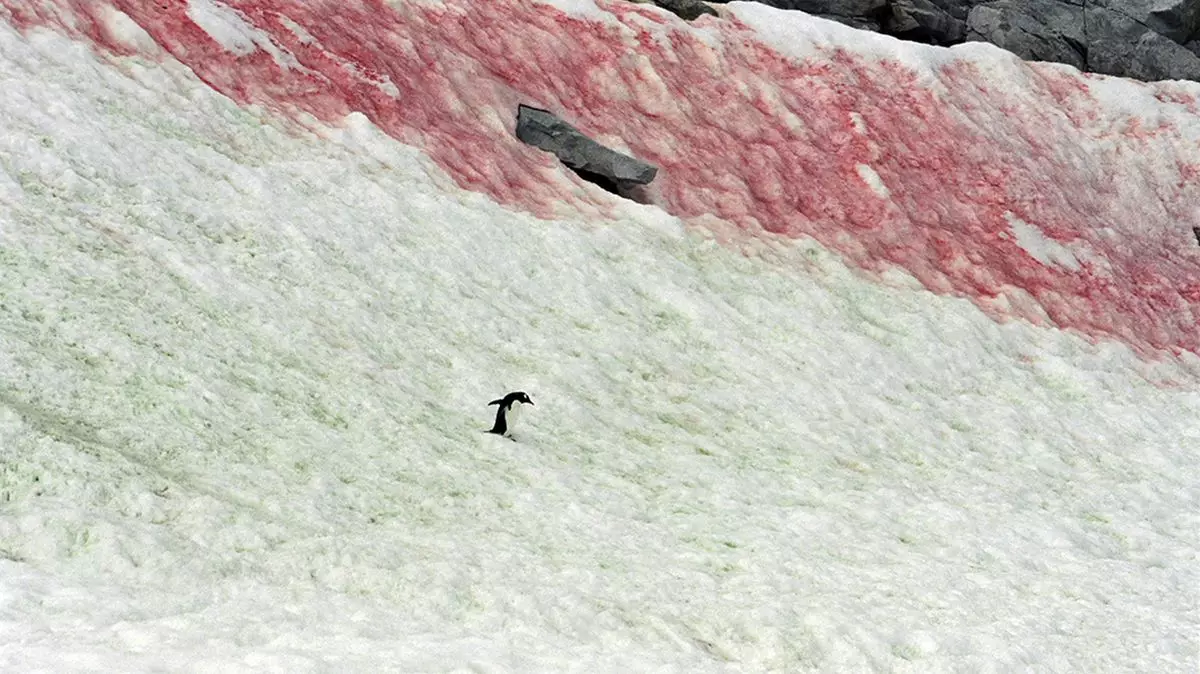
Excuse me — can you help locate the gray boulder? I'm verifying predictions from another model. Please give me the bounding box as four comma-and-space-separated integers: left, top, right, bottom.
515, 104, 658, 193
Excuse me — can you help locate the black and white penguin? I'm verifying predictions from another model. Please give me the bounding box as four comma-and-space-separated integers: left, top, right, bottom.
487, 391, 533, 438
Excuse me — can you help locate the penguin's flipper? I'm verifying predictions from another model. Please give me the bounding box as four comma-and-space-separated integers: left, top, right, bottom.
488, 399, 504, 406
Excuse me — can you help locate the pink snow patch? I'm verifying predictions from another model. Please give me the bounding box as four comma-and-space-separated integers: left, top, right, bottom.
5, 0, 1198, 358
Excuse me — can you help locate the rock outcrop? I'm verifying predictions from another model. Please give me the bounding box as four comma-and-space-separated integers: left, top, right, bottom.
1083, 1, 1200, 80
699, 0, 1200, 83
649, 0, 719, 21
887, 0, 967, 44
515, 104, 659, 195
965, 0, 1088, 71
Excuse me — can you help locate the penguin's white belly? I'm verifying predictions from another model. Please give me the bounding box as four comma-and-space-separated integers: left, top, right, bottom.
503, 402, 523, 433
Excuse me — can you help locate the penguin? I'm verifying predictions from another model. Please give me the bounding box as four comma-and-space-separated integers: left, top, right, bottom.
486, 391, 533, 438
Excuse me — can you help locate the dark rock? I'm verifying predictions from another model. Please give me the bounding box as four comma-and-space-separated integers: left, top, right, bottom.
817, 12, 883, 31
1193, 227, 1200, 245
886, 0, 968, 43
1086, 4, 1200, 80
650, 0, 718, 20
924, 0, 976, 21
1091, 0, 1200, 45
966, 1, 1087, 71
515, 104, 658, 193
1125, 30, 1200, 80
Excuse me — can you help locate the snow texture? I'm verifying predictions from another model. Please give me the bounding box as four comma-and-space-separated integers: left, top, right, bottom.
0, 1, 1198, 672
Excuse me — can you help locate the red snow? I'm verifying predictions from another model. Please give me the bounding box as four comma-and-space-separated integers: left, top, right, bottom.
5, 0, 1198, 358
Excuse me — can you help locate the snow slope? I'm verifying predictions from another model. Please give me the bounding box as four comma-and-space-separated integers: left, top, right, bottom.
0, 1, 1197, 672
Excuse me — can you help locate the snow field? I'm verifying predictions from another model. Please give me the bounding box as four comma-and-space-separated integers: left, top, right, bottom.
0, 15, 1197, 674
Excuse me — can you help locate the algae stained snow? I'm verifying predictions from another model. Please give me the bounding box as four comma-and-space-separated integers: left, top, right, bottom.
0, 15, 1198, 674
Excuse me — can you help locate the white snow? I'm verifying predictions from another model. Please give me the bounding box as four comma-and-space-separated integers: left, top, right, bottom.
536, 0, 617, 22
856, 163, 891, 198
186, 0, 304, 70
849, 111, 868, 134
97, 6, 160, 54
1003, 212, 1083, 272
0, 13, 1197, 674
